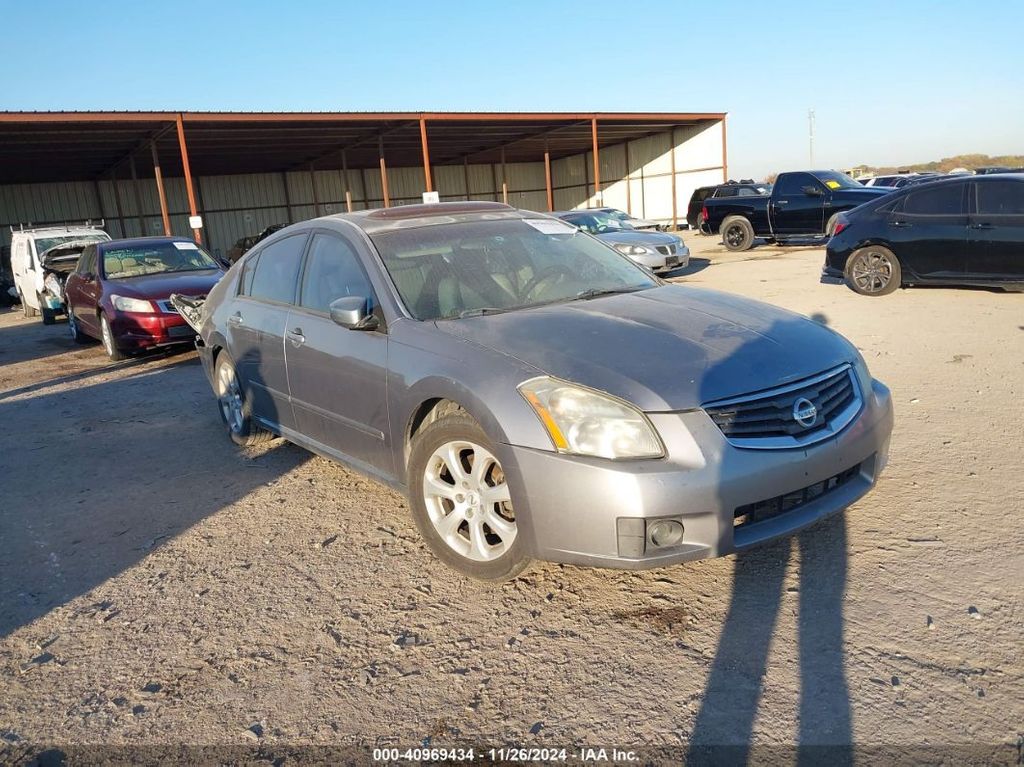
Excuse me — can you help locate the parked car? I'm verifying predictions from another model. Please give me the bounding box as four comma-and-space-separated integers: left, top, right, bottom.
64, 236, 227, 360
10, 224, 110, 324
686, 181, 772, 231
173, 202, 893, 581
824, 174, 1024, 295
554, 210, 689, 273
702, 170, 893, 251
860, 173, 938, 189
590, 207, 665, 231
227, 223, 288, 263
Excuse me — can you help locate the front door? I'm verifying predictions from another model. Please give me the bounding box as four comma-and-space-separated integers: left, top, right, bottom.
967, 178, 1024, 280
229, 232, 308, 432
770, 172, 827, 235
66, 244, 101, 335
285, 231, 391, 476
888, 182, 968, 279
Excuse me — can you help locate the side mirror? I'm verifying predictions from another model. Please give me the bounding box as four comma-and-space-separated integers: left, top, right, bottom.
802, 185, 824, 196
329, 295, 378, 330
82, 272, 95, 282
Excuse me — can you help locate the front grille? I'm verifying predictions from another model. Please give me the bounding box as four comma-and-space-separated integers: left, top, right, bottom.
655, 243, 677, 256
734, 463, 861, 528
703, 364, 861, 449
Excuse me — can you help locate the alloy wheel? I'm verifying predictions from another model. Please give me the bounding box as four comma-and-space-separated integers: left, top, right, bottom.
216, 362, 245, 434
422, 440, 516, 562
851, 250, 893, 293
101, 316, 114, 356
67, 308, 77, 339
725, 224, 744, 248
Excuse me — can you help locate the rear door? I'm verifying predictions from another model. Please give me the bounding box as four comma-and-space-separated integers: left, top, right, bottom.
967, 178, 1024, 279
229, 232, 308, 431
887, 182, 968, 279
769, 173, 826, 234
285, 230, 391, 474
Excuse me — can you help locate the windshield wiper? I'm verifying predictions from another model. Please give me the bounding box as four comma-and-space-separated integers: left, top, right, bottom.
574, 286, 647, 301
455, 307, 510, 319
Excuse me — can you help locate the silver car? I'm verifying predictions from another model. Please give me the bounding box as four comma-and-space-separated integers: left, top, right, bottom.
554, 210, 688, 273
174, 202, 893, 581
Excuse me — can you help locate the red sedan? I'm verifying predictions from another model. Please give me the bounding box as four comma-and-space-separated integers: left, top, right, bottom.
64, 236, 226, 360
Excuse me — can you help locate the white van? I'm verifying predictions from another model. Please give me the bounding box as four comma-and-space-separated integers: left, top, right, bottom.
10, 224, 111, 324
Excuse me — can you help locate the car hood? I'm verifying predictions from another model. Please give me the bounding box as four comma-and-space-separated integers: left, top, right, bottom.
438, 284, 856, 411
595, 230, 680, 247
105, 269, 224, 299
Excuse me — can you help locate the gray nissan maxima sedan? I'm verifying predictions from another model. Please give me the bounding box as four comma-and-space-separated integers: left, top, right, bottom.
173, 202, 893, 581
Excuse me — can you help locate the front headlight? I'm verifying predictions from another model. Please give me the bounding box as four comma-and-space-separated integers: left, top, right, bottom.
518, 377, 664, 460
111, 295, 156, 313
613, 243, 653, 256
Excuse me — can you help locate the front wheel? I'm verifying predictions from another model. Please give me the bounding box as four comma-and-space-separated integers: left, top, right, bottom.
214, 352, 275, 447
721, 216, 755, 252
407, 412, 530, 581
845, 246, 901, 296
67, 306, 90, 344
100, 313, 127, 361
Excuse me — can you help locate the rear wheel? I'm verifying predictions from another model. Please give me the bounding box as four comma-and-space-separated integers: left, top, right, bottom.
100, 313, 127, 361
408, 412, 530, 581
721, 216, 755, 252
19, 289, 38, 318
845, 246, 901, 296
214, 352, 274, 447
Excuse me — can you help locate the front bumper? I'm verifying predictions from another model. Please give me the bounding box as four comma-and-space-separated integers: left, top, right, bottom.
499, 379, 893, 569
630, 247, 690, 274
110, 311, 197, 350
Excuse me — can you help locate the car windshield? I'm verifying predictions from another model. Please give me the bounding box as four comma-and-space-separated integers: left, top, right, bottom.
814, 171, 863, 190
102, 241, 220, 279
34, 233, 108, 254
370, 217, 658, 321
561, 212, 635, 235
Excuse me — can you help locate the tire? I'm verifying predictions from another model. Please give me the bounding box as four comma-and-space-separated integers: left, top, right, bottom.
99, 312, 127, 361
825, 213, 840, 237
67, 306, 90, 344
721, 216, 755, 252
213, 352, 275, 447
407, 412, 530, 581
38, 294, 56, 326
19, 289, 38, 318
844, 246, 902, 296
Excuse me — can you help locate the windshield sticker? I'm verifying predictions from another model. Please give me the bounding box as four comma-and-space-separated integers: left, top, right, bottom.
825, 180, 841, 190
173, 241, 199, 250
524, 219, 577, 235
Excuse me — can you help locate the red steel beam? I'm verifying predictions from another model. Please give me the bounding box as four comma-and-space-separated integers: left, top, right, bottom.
669, 128, 678, 231
591, 118, 600, 203
544, 144, 553, 212
175, 114, 202, 243
721, 116, 729, 181
419, 118, 433, 193
149, 141, 172, 236
379, 136, 390, 208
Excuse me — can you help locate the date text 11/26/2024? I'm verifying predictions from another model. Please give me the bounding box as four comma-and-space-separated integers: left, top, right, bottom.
372, 747, 639, 762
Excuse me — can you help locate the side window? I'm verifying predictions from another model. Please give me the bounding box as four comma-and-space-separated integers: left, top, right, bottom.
248, 234, 307, 304
737, 187, 759, 197
903, 184, 964, 215
77, 245, 96, 275
299, 233, 374, 313
716, 186, 737, 197
238, 251, 261, 295
774, 173, 817, 196
976, 181, 1024, 215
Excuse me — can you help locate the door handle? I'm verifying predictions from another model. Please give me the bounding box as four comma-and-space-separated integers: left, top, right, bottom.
889, 220, 912, 228
775, 200, 789, 206
287, 327, 305, 347
970, 222, 995, 230
227, 312, 244, 327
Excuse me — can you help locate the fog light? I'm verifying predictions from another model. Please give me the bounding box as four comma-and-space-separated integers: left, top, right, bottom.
648, 519, 684, 548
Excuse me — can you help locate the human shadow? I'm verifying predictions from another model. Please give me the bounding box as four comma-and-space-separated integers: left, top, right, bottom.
0, 350, 307, 637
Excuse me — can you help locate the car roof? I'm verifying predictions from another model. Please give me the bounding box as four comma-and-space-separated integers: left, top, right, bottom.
320, 201, 550, 235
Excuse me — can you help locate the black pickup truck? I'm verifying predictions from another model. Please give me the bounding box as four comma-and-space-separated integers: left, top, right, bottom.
702, 170, 892, 251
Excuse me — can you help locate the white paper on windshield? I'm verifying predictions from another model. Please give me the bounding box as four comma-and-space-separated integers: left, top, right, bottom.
524, 219, 577, 235
173, 241, 199, 250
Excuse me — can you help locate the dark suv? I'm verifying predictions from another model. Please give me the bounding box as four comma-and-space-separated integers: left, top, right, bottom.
687, 181, 772, 231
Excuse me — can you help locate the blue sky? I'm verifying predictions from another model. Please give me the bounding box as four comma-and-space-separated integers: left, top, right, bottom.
2, 0, 1021, 179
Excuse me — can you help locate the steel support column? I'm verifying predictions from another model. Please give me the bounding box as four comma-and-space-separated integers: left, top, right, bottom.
281, 172, 294, 222
150, 141, 171, 236
463, 157, 472, 202
669, 128, 678, 231
109, 170, 128, 238
379, 136, 390, 208
624, 140, 633, 215
419, 118, 433, 193
721, 117, 729, 181
310, 162, 320, 217
500, 147, 508, 205
128, 156, 145, 234
543, 140, 554, 212
591, 117, 600, 204
175, 115, 201, 243
341, 150, 353, 212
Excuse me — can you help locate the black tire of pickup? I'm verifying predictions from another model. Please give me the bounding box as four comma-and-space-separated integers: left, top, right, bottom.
721, 216, 755, 252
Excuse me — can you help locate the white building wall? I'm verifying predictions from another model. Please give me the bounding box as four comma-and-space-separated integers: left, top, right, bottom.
1, 119, 725, 259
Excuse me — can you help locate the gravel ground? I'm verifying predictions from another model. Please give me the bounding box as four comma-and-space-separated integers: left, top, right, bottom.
0, 234, 1021, 762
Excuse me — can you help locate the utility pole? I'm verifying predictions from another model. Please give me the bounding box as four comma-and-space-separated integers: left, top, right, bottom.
808, 108, 816, 166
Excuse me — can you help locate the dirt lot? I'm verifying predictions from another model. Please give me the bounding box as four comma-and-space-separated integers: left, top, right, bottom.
1, 234, 1021, 762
